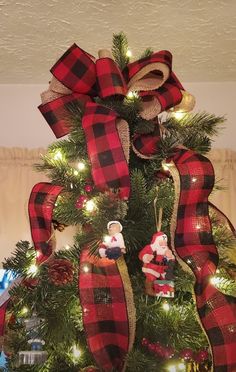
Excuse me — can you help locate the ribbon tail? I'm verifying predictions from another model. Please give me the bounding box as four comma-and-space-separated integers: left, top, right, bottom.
82, 102, 130, 199
168, 149, 236, 372
28, 182, 63, 264
79, 249, 135, 371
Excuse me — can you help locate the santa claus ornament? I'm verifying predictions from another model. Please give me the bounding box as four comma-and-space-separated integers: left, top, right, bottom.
139, 231, 175, 297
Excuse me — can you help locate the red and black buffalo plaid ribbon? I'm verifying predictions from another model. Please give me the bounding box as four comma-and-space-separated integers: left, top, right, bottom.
79, 248, 130, 371
82, 102, 130, 199
28, 182, 63, 264
39, 43, 187, 199
169, 149, 236, 372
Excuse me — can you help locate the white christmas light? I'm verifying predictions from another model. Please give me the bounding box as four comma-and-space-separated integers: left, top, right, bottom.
167, 366, 177, 372
20, 306, 29, 316
192, 177, 197, 183
126, 91, 139, 99
210, 276, 221, 285
77, 162, 85, 171
173, 111, 185, 120
82, 265, 90, 273
53, 150, 63, 160
72, 344, 81, 359
103, 235, 110, 243
177, 362, 186, 370
27, 264, 38, 275
126, 49, 132, 58
65, 245, 70, 250
162, 302, 170, 311
73, 169, 79, 176
85, 199, 96, 212
196, 224, 201, 230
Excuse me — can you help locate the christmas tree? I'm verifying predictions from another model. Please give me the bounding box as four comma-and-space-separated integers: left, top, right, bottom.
1, 33, 236, 372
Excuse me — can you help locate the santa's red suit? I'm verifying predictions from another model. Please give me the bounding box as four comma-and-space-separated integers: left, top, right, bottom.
139, 243, 168, 281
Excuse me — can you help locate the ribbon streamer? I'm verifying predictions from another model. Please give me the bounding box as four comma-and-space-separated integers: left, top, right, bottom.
28, 182, 63, 264
79, 249, 135, 372
168, 149, 236, 372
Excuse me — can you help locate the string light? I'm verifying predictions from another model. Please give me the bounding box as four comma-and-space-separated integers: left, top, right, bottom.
27, 264, 38, 276
77, 162, 85, 171
82, 264, 90, 273
167, 366, 177, 372
65, 245, 70, 250
210, 276, 221, 285
192, 177, 197, 183
126, 91, 139, 99
162, 302, 170, 311
73, 170, 79, 176
172, 111, 186, 120
85, 199, 96, 212
177, 362, 186, 370
126, 49, 132, 58
53, 150, 63, 161
20, 306, 29, 316
103, 235, 110, 243
72, 344, 81, 360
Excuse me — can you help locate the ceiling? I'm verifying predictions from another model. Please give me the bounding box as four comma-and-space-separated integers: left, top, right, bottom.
0, 0, 236, 83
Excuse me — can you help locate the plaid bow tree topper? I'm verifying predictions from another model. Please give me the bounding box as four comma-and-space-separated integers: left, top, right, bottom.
38, 43, 194, 199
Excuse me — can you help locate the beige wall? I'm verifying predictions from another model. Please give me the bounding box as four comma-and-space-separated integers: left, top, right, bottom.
0, 82, 236, 150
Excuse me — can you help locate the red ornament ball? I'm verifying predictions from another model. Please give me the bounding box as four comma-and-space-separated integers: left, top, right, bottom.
194, 349, 209, 363
84, 184, 93, 193
141, 337, 149, 347
148, 343, 156, 352
76, 195, 88, 209
179, 348, 194, 360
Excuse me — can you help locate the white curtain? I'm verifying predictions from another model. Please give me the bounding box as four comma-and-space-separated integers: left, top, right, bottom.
0, 147, 76, 266
0, 147, 235, 266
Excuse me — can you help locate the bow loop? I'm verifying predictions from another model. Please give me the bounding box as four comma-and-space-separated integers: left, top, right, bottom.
126, 50, 172, 92
96, 54, 127, 98
51, 43, 97, 96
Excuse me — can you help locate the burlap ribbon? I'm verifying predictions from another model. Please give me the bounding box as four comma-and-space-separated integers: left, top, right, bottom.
38, 43, 195, 199
168, 149, 236, 372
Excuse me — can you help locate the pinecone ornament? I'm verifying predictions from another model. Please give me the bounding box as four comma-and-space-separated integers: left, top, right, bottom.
47, 258, 74, 286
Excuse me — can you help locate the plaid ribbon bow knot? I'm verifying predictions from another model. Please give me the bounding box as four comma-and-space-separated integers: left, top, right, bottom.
38, 43, 194, 199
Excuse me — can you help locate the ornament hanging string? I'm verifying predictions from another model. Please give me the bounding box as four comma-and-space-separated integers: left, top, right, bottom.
154, 187, 163, 232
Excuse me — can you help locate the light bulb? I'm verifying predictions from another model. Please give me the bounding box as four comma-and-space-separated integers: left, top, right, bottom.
82, 264, 90, 273
173, 111, 186, 120
53, 150, 63, 160
20, 306, 29, 316
72, 344, 81, 358
126, 91, 139, 99
27, 264, 38, 275
162, 302, 170, 311
167, 366, 177, 372
85, 199, 96, 212
73, 170, 79, 176
65, 245, 70, 250
178, 362, 186, 370
126, 49, 132, 58
77, 162, 85, 171
210, 276, 221, 285
103, 235, 110, 243
192, 177, 197, 183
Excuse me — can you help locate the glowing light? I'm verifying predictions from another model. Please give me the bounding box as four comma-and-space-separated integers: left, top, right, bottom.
27, 264, 38, 275
196, 224, 201, 230
167, 366, 177, 372
70, 183, 74, 189
53, 150, 63, 160
72, 344, 81, 359
73, 170, 79, 176
173, 111, 186, 120
82, 265, 90, 273
192, 177, 197, 183
162, 302, 170, 311
210, 276, 221, 285
187, 259, 191, 264
178, 362, 186, 370
126, 49, 132, 58
162, 162, 173, 171
216, 269, 220, 274
103, 235, 110, 243
20, 306, 29, 316
85, 199, 96, 212
126, 91, 139, 99
65, 245, 70, 250
77, 162, 85, 171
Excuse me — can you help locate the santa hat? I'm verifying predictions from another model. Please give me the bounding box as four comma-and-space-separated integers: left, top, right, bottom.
107, 221, 123, 232
151, 231, 166, 244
